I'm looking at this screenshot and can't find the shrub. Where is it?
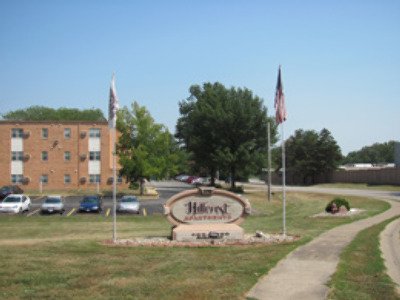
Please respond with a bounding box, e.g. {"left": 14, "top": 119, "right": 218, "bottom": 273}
{"left": 129, "top": 181, "right": 139, "bottom": 190}
{"left": 229, "top": 185, "right": 244, "bottom": 194}
{"left": 325, "top": 197, "right": 351, "bottom": 213}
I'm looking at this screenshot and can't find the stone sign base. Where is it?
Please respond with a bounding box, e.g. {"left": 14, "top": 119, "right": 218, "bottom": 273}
{"left": 172, "top": 224, "right": 244, "bottom": 242}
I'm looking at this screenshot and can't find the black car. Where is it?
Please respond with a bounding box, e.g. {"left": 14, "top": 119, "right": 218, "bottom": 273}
{"left": 0, "top": 185, "right": 23, "bottom": 201}
{"left": 79, "top": 195, "right": 103, "bottom": 213}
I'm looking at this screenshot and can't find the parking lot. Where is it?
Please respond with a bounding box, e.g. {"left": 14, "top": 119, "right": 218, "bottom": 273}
{"left": 10, "top": 196, "right": 164, "bottom": 217}
{"left": 0, "top": 181, "right": 192, "bottom": 218}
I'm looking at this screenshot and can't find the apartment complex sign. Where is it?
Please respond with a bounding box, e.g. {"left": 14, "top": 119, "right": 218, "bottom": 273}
{"left": 164, "top": 187, "right": 251, "bottom": 241}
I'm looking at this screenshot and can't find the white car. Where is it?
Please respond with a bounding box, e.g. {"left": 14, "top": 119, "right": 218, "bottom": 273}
{"left": 0, "top": 194, "right": 31, "bottom": 213}
{"left": 191, "top": 177, "right": 211, "bottom": 186}
{"left": 117, "top": 195, "right": 140, "bottom": 214}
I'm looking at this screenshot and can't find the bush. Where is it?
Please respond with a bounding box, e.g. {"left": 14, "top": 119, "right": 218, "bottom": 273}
{"left": 129, "top": 182, "right": 139, "bottom": 190}
{"left": 325, "top": 197, "right": 351, "bottom": 213}
{"left": 229, "top": 185, "right": 244, "bottom": 194}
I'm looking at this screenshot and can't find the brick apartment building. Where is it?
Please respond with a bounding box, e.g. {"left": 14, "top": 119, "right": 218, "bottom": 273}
{"left": 0, "top": 121, "right": 128, "bottom": 191}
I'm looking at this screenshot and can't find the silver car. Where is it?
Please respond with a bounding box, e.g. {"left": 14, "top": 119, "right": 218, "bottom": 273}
{"left": 41, "top": 195, "right": 65, "bottom": 214}
{"left": 117, "top": 196, "right": 140, "bottom": 214}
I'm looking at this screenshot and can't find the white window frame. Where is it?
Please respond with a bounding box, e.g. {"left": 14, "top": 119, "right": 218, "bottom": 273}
{"left": 12, "top": 151, "right": 24, "bottom": 161}
{"left": 41, "top": 128, "right": 48, "bottom": 139}
{"left": 11, "top": 174, "right": 23, "bottom": 184}
{"left": 11, "top": 128, "right": 23, "bottom": 138}
{"left": 42, "top": 151, "right": 48, "bottom": 161}
{"left": 64, "top": 174, "right": 71, "bottom": 184}
{"left": 89, "top": 128, "right": 101, "bottom": 138}
{"left": 89, "top": 174, "right": 101, "bottom": 183}
{"left": 64, "top": 151, "right": 71, "bottom": 161}
{"left": 89, "top": 151, "right": 101, "bottom": 161}
{"left": 64, "top": 128, "right": 71, "bottom": 139}
{"left": 40, "top": 174, "right": 48, "bottom": 184}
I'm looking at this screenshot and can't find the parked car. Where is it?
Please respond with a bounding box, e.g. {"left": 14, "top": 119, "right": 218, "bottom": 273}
{"left": 191, "top": 177, "right": 211, "bottom": 186}
{"left": 117, "top": 195, "right": 140, "bottom": 214}
{"left": 186, "top": 176, "right": 199, "bottom": 184}
{"left": 79, "top": 195, "right": 102, "bottom": 213}
{"left": 0, "top": 185, "right": 23, "bottom": 201}
{"left": 175, "top": 174, "right": 189, "bottom": 182}
{"left": 0, "top": 194, "right": 31, "bottom": 213}
{"left": 41, "top": 195, "right": 65, "bottom": 214}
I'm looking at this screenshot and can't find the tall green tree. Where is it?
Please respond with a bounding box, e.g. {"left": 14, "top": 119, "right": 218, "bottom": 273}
{"left": 274, "top": 128, "right": 342, "bottom": 184}
{"left": 342, "top": 141, "right": 396, "bottom": 164}
{"left": 2, "top": 105, "right": 106, "bottom": 121}
{"left": 176, "top": 82, "right": 277, "bottom": 188}
{"left": 117, "top": 102, "right": 187, "bottom": 194}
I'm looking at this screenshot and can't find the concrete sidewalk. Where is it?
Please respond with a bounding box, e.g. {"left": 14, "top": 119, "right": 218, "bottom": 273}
{"left": 246, "top": 197, "right": 400, "bottom": 300}
{"left": 380, "top": 217, "right": 400, "bottom": 294}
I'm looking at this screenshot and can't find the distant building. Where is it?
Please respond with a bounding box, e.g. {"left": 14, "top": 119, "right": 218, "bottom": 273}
{"left": 339, "top": 163, "right": 395, "bottom": 170}
{"left": 0, "top": 121, "right": 128, "bottom": 191}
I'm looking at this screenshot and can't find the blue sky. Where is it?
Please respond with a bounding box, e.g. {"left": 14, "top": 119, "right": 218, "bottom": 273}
{"left": 1, "top": 0, "right": 399, "bottom": 154}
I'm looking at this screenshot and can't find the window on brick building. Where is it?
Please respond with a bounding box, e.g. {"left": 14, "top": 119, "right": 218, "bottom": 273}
{"left": 42, "top": 128, "right": 48, "bottom": 139}
{"left": 40, "top": 175, "right": 48, "bottom": 184}
{"left": 64, "top": 151, "right": 71, "bottom": 161}
{"left": 11, "top": 151, "right": 24, "bottom": 161}
{"left": 64, "top": 128, "right": 71, "bottom": 139}
{"left": 42, "top": 151, "right": 48, "bottom": 161}
{"left": 89, "top": 151, "right": 101, "bottom": 160}
{"left": 11, "top": 174, "right": 23, "bottom": 184}
{"left": 89, "top": 174, "right": 101, "bottom": 183}
{"left": 64, "top": 174, "right": 71, "bottom": 184}
{"left": 89, "top": 128, "right": 101, "bottom": 138}
{"left": 11, "top": 129, "right": 23, "bottom": 138}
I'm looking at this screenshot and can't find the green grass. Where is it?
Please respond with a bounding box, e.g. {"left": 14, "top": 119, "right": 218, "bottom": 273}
{"left": 313, "top": 183, "right": 400, "bottom": 192}
{"left": 0, "top": 191, "right": 391, "bottom": 299}
{"left": 328, "top": 217, "right": 400, "bottom": 300}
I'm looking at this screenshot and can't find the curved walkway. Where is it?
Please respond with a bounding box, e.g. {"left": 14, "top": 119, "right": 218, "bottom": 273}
{"left": 380, "top": 217, "right": 400, "bottom": 295}
{"left": 246, "top": 186, "right": 400, "bottom": 300}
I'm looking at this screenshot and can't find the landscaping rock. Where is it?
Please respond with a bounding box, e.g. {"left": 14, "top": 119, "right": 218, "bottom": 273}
{"left": 103, "top": 232, "right": 298, "bottom": 248}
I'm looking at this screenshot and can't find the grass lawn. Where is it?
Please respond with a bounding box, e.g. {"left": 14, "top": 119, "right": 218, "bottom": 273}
{"left": 313, "top": 183, "right": 400, "bottom": 192}
{"left": 328, "top": 217, "right": 400, "bottom": 300}
{"left": 0, "top": 191, "right": 390, "bottom": 299}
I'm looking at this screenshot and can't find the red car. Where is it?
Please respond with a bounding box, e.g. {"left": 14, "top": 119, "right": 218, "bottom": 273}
{"left": 186, "top": 176, "right": 199, "bottom": 184}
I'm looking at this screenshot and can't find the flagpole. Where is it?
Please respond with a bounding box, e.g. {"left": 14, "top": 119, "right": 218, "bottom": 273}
{"left": 281, "top": 122, "right": 286, "bottom": 237}
{"left": 109, "top": 72, "right": 119, "bottom": 244}
{"left": 274, "top": 65, "right": 287, "bottom": 237}
{"left": 267, "top": 122, "right": 271, "bottom": 202}
{"left": 112, "top": 126, "right": 117, "bottom": 242}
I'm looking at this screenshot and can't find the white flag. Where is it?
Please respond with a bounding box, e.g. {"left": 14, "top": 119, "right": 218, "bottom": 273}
{"left": 108, "top": 74, "right": 119, "bottom": 128}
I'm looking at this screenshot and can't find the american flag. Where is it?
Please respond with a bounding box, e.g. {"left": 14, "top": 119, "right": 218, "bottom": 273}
{"left": 274, "top": 66, "right": 287, "bottom": 124}
{"left": 108, "top": 74, "right": 119, "bottom": 128}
